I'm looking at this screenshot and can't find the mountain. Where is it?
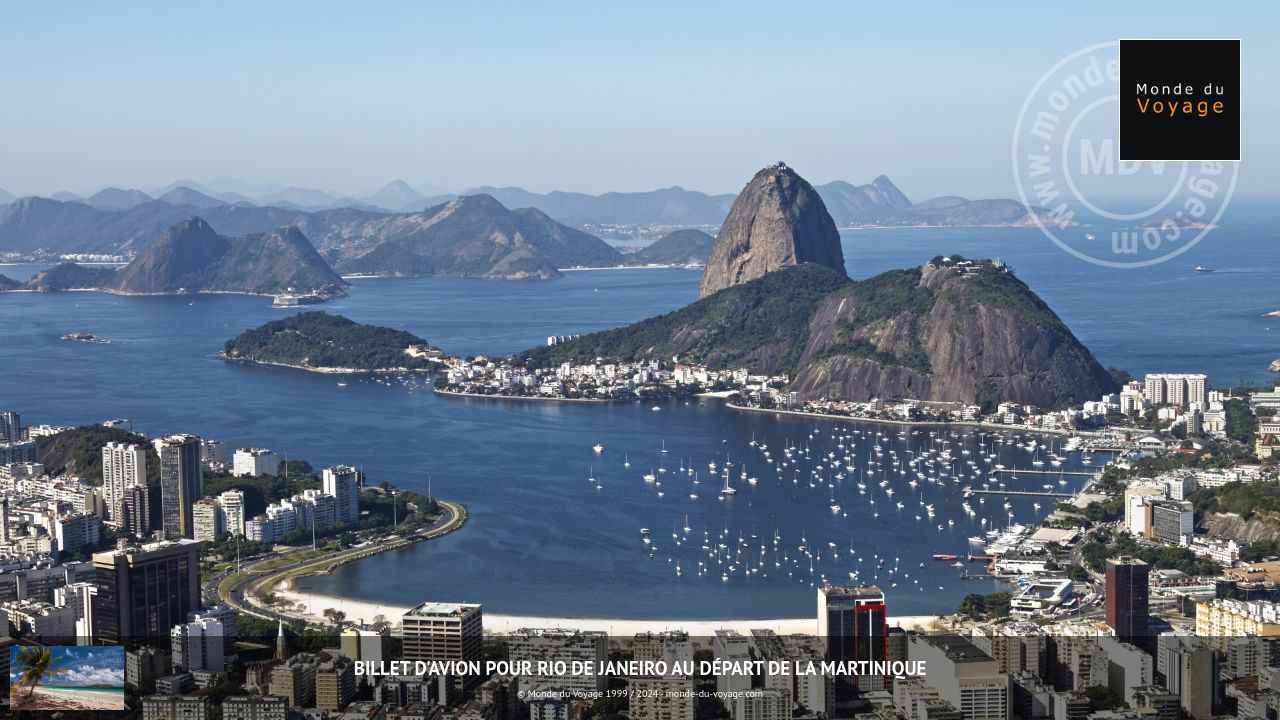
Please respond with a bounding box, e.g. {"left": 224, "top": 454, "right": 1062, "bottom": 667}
{"left": 112, "top": 218, "right": 346, "bottom": 295}
{"left": 255, "top": 186, "right": 342, "bottom": 209}
{"left": 0, "top": 188, "right": 14, "bottom": 204}
{"left": 625, "top": 229, "right": 716, "bottom": 266}
{"left": 24, "top": 262, "right": 119, "bottom": 291}
{"left": 457, "top": 186, "right": 736, "bottom": 226}
{"left": 318, "top": 195, "right": 622, "bottom": 279}
{"left": 335, "top": 241, "right": 435, "bottom": 277}
{"left": 158, "top": 187, "right": 228, "bottom": 209}
{"left": 514, "top": 164, "right": 1115, "bottom": 410}
{"left": 0, "top": 273, "right": 22, "bottom": 291}
{"left": 84, "top": 187, "right": 154, "bottom": 211}
{"left": 786, "top": 258, "right": 1117, "bottom": 408}
{"left": 813, "top": 176, "right": 1060, "bottom": 227}
{"left": 699, "top": 163, "right": 845, "bottom": 298}
{"left": 362, "top": 180, "right": 426, "bottom": 212}
{"left": 813, "top": 176, "right": 912, "bottom": 223}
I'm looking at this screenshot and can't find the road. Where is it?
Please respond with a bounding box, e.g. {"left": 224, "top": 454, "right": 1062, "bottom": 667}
{"left": 209, "top": 499, "right": 466, "bottom": 623}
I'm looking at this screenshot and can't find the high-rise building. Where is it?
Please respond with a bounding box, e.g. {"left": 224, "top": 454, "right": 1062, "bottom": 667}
{"left": 0, "top": 410, "right": 21, "bottom": 442}
{"left": 907, "top": 634, "right": 1009, "bottom": 720}
{"left": 1151, "top": 501, "right": 1194, "bottom": 545}
{"left": 218, "top": 490, "right": 246, "bottom": 537}
{"left": 1106, "top": 557, "right": 1150, "bottom": 642}
{"left": 102, "top": 441, "right": 146, "bottom": 525}
{"left": 120, "top": 485, "right": 152, "bottom": 537}
{"left": 192, "top": 498, "right": 223, "bottom": 542}
{"left": 401, "top": 601, "right": 483, "bottom": 664}
{"left": 315, "top": 654, "right": 356, "bottom": 711}
{"left": 1142, "top": 373, "right": 1208, "bottom": 408}
{"left": 172, "top": 617, "right": 226, "bottom": 672}
{"left": 269, "top": 652, "right": 320, "bottom": 708}
{"left": 157, "top": 435, "right": 202, "bottom": 539}
{"left": 322, "top": 465, "right": 360, "bottom": 525}
{"left": 817, "top": 584, "right": 886, "bottom": 693}
{"left": 91, "top": 540, "right": 202, "bottom": 643}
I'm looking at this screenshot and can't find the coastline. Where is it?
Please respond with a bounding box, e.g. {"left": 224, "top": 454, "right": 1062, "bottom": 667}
{"left": 220, "top": 353, "right": 436, "bottom": 375}
{"left": 725, "top": 401, "right": 1089, "bottom": 438}
{"left": 432, "top": 386, "right": 614, "bottom": 403}
{"left": 275, "top": 588, "right": 941, "bottom": 635}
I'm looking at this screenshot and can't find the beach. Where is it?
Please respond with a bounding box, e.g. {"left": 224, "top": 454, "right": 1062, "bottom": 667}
{"left": 10, "top": 686, "right": 125, "bottom": 711}
{"left": 277, "top": 587, "right": 943, "bottom": 635}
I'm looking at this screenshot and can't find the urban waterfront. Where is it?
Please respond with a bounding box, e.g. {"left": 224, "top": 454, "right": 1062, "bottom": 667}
{"left": 1, "top": 218, "right": 1277, "bottom": 619}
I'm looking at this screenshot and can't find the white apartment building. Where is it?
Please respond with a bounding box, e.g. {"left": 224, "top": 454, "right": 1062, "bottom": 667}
{"left": 322, "top": 465, "right": 360, "bottom": 525}
{"left": 1143, "top": 373, "right": 1207, "bottom": 408}
{"left": 102, "top": 441, "right": 146, "bottom": 525}
{"left": 218, "top": 489, "right": 245, "bottom": 537}
{"left": 232, "top": 448, "right": 277, "bottom": 477}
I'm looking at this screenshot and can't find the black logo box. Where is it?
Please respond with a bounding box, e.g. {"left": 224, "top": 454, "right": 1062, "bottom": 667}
{"left": 1119, "top": 39, "right": 1240, "bottom": 161}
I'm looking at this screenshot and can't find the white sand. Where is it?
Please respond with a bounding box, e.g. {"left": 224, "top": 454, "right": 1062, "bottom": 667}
{"left": 276, "top": 588, "right": 942, "bottom": 634}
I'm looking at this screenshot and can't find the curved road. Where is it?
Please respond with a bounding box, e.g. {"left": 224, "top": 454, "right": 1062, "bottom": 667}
{"left": 213, "top": 499, "right": 466, "bottom": 623}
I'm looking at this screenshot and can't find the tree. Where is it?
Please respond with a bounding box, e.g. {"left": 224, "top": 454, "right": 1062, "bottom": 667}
{"left": 323, "top": 607, "right": 348, "bottom": 627}
{"left": 12, "top": 646, "right": 70, "bottom": 701}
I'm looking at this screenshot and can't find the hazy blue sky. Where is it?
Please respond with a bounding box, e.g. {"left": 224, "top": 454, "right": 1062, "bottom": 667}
{"left": 2, "top": 2, "right": 1274, "bottom": 199}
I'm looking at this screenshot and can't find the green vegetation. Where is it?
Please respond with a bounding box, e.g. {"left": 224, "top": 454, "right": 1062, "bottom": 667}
{"left": 223, "top": 311, "right": 438, "bottom": 371}
{"left": 513, "top": 263, "right": 852, "bottom": 373}
{"left": 204, "top": 471, "right": 319, "bottom": 518}
{"left": 11, "top": 646, "right": 71, "bottom": 700}
{"left": 1241, "top": 539, "right": 1280, "bottom": 562}
{"left": 813, "top": 268, "right": 934, "bottom": 374}
{"left": 23, "top": 262, "right": 118, "bottom": 291}
{"left": 1191, "top": 481, "right": 1280, "bottom": 521}
{"left": 0, "top": 273, "right": 21, "bottom": 291}
{"left": 1080, "top": 532, "right": 1221, "bottom": 575}
{"left": 956, "top": 592, "right": 1011, "bottom": 620}
{"left": 1225, "top": 398, "right": 1259, "bottom": 445}
{"left": 35, "top": 425, "right": 159, "bottom": 483}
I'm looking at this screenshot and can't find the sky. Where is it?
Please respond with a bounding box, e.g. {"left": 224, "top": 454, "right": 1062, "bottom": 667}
{"left": 1, "top": 1, "right": 1276, "bottom": 199}
{"left": 8, "top": 646, "right": 125, "bottom": 688}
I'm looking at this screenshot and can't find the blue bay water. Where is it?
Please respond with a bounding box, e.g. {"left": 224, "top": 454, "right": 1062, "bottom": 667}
{"left": 0, "top": 207, "right": 1276, "bottom": 619}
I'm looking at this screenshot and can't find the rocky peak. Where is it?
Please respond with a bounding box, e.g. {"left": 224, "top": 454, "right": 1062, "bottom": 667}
{"left": 698, "top": 163, "right": 845, "bottom": 298}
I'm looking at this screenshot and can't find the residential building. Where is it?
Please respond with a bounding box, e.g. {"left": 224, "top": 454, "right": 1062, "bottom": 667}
{"left": 192, "top": 498, "right": 223, "bottom": 542}
{"left": 142, "top": 694, "right": 209, "bottom": 720}
{"left": 218, "top": 489, "right": 246, "bottom": 537}
{"left": 269, "top": 652, "right": 320, "bottom": 708}
{"left": 1151, "top": 501, "right": 1194, "bottom": 545}
{"left": 507, "top": 628, "right": 608, "bottom": 694}
{"left": 315, "top": 653, "right": 357, "bottom": 711}
{"left": 172, "top": 617, "right": 225, "bottom": 672}
{"left": 233, "top": 448, "right": 278, "bottom": 478}
{"left": 323, "top": 465, "right": 360, "bottom": 525}
{"left": 907, "top": 634, "right": 1009, "bottom": 720}
{"left": 222, "top": 695, "right": 288, "bottom": 720}
{"left": 102, "top": 441, "right": 146, "bottom": 525}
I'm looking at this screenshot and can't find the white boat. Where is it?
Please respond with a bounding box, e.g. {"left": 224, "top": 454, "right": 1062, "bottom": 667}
{"left": 593, "top": 443, "right": 603, "bottom": 454}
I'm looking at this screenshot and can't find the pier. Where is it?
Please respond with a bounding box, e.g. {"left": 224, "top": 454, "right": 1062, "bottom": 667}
{"left": 993, "top": 468, "right": 1098, "bottom": 477}
{"left": 966, "top": 488, "right": 1074, "bottom": 499}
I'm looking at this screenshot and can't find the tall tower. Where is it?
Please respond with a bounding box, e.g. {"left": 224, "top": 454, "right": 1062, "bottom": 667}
{"left": 102, "top": 441, "right": 146, "bottom": 525}
{"left": 818, "top": 584, "right": 887, "bottom": 696}
{"left": 156, "top": 434, "right": 202, "bottom": 539}
{"left": 1106, "top": 556, "right": 1150, "bottom": 643}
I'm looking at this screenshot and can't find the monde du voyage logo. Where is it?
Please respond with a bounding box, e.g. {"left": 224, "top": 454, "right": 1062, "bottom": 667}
{"left": 1013, "top": 40, "right": 1241, "bottom": 268}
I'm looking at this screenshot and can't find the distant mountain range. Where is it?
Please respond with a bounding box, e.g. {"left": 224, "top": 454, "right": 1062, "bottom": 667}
{"left": 623, "top": 229, "right": 715, "bottom": 266}
{"left": 0, "top": 174, "right": 1055, "bottom": 233}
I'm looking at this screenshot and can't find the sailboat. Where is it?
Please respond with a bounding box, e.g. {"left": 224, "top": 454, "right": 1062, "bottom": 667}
{"left": 624, "top": 454, "right": 630, "bottom": 469}
{"left": 720, "top": 469, "right": 737, "bottom": 496}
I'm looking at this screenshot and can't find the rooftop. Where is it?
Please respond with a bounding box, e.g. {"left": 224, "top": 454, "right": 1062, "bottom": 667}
{"left": 404, "top": 601, "right": 481, "bottom": 617}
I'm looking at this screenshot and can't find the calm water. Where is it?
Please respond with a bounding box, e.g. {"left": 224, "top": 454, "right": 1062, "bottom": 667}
{"left": 1, "top": 206, "right": 1277, "bottom": 619}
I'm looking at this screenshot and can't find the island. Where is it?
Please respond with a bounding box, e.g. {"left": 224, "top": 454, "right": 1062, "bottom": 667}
{"left": 221, "top": 311, "right": 442, "bottom": 373}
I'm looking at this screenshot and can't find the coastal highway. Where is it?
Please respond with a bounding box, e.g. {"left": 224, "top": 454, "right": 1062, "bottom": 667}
{"left": 211, "top": 499, "right": 467, "bottom": 623}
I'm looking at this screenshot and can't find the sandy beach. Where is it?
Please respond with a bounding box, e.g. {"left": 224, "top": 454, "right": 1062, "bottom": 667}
{"left": 277, "top": 587, "right": 943, "bottom": 635}
{"left": 10, "top": 686, "right": 125, "bottom": 711}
